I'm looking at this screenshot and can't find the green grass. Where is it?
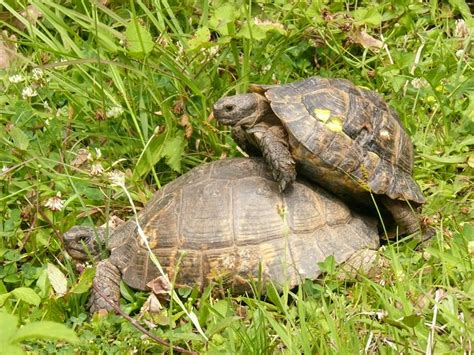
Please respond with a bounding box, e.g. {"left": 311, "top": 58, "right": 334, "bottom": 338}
{"left": 0, "top": 0, "right": 472, "bottom": 353}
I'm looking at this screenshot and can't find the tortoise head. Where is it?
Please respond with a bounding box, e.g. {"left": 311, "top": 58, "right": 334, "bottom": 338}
{"left": 213, "top": 93, "right": 271, "bottom": 127}
{"left": 63, "top": 226, "right": 106, "bottom": 261}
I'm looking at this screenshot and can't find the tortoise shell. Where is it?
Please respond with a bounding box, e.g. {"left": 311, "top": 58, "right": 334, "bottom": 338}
{"left": 252, "top": 77, "right": 425, "bottom": 204}
{"left": 106, "top": 158, "right": 379, "bottom": 293}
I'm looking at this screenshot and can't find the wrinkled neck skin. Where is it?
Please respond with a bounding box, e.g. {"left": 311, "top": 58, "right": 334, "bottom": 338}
{"left": 236, "top": 94, "right": 273, "bottom": 129}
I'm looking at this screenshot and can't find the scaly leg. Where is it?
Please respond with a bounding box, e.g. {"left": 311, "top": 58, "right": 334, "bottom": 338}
{"left": 89, "top": 259, "right": 121, "bottom": 313}
{"left": 381, "top": 197, "right": 421, "bottom": 236}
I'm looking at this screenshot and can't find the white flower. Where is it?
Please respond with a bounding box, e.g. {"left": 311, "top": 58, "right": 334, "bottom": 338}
{"left": 376, "top": 310, "right": 388, "bottom": 320}
{"left": 9, "top": 74, "right": 25, "bottom": 83}
{"left": 1, "top": 166, "right": 8, "bottom": 173}
{"left": 106, "top": 106, "right": 124, "bottom": 118}
{"left": 22, "top": 86, "right": 38, "bottom": 99}
{"left": 108, "top": 170, "right": 125, "bottom": 187}
{"left": 206, "top": 46, "right": 219, "bottom": 56}
{"left": 90, "top": 162, "right": 104, "bottom": 176}
{"left": 56, "top": 106, "right": 68, "bottom": 117}
{"left": 411, "top": 78, "right": 428, "bottom": 89}
{"left": 32, "top": 68, "right": 44, "bottom": 80}
{"left": 253, "top": 17, "right": 285, "bottom": 31}
{"left": 455, "top": 49, "right": 465, "bottom": 58}
{"left": 176, "top": 41, "right": 184, "bottom": 56}
{"left": 454, "top": 19, "right": 469, "bottom": 39}
{"left": 44, "top": 192, "right": 64, "bottom": 211}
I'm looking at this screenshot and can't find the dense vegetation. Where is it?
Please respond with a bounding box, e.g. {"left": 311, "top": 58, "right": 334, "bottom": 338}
{"left": 0, "top": 0, "right": 472, "bottom": 353}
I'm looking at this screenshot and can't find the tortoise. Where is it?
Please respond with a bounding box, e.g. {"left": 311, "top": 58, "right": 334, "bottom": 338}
{"left": 213, "top": 76, "right": 426, "bottom": 235}
{"left": 64, "top": 158, "right": 379, "bottom": 313}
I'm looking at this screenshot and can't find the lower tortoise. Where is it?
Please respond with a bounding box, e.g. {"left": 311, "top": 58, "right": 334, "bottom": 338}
{"left": 213, "top": 76, "right": 426, "bottom": 236}
{"left": 64, "top": 158, "right": 379, "bottom": 313}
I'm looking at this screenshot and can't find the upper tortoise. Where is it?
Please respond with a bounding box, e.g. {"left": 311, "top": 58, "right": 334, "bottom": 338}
{"left": 213, "top": 76, "right": 426, "bottom": 235}
{"left": 64, "top": 158, "right": 379, "bottom": 313}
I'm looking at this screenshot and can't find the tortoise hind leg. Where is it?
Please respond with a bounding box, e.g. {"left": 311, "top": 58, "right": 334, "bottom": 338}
{"left": 89, "top": 259, "right": 121, "bottom": 314}
{"left": 381, "top": 197, "right": 421, "bottom": 236}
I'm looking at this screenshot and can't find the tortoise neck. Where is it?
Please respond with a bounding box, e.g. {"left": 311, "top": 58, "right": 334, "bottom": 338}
{"left": 236, "top": 94, "right": 271, "bottom": 128}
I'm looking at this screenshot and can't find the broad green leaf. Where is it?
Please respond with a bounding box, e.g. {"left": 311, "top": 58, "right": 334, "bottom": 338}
{"left": 13, "top": 321, "right": 78, "bottom": 344}
{"left": 69, "top": 267, "right": 95, "bottom": 294}
{"left": 120, "top": 281, "right": 135, "bottom": 303}
{"left": 0, "top": 280, "right": 9, "bottom": 294}
{"left": 458, "top": 136, "right": 474, "bottom": 147}
{"left": 266, "top": 282, "right": 286, "bottom": 314}
{"left": 162, "top": 135, "right": 186, "bottom": 173}
{"left": 133, "top": 132, "right": 166, "bottom": 179}
{"left": 211, "top": 299, "right": 230, "bottom": 317}
{"left": 238, "top": 23, "right": 269, "bottom": 41}
{"left": 318, "top": 255, "right": 336, "bottom": 274}
{"left": 353, "top": 8, "right": 383, "bottom": 26}
{"left": 401, "top": 314, "right": 422, "bottom": 328}
{"left": 36, "top": 267, "right": 50, "bottom": 298}
{"left": 203, "top": 316, "right": 240, "bottom": 337}
{"left": 463, "top": 223, "right": 474, "bottom": 240}
{"left": 47, "top": 263, "right": 67, "bottom": 297}
{"left": 0, "top": 293, "right": 11, "bottom": 307}
{"left": 209, "top": 3, "right": 236, "bottom": 34}
{"left": 9, "top": 127, "right": 29, "bottom": 151}
{"left": 188, "top": 26, "right": 210, "bottom": 50}
{"left": 125, "top": 20, "right": 154, "bottom": 57}
{"left": 0, "top": 312, "right": 18, "bottom": 343}
{"left": 11, "top": 287, "right": 41, "bottom": 306}
{"left": 238, "top": 19, "right": 286, "bottom": 41}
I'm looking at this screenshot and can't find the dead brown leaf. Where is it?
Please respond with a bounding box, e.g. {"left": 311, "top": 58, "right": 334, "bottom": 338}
{"left": 146, "top": 275, "right": 171, "bottom": 296}
{"left": 352, "top": 30, "right": 383, "bottom": 50}
{"left": 71, "top": 148, "right": 91, "bottom": 167}
{"left": 139, "top": 293, "right": 163, "bottom": 314}
{"left": 0, "top": 31, "right": 18, "bottom": 69}
{"left": 179, "top": 114, "right": 193, "bottom": 139}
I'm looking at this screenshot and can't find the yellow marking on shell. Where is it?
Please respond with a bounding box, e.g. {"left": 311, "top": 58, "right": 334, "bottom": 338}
{"left": 313, "top": 108, "right": 343, "bottom": 133}
{"left": 325, "top": 116, "right": 343, "bottom": 133}
{"left": 314, "top": 108, "right": 331, "bottom": 123}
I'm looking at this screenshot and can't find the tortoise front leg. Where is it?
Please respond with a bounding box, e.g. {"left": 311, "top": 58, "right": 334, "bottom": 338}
{"left": 231, "top": 126, "right": 261, "bottom": 156}
{"left": 89, "top": 259, "right": 121, "bottom": 313}
{"left": 249, "top": 123, "right": 296, "bottom": 191}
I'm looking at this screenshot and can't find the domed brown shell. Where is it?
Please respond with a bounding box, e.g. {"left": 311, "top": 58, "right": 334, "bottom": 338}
{"left": 106, "top": 158, "right": 379, "bottom": 293}
{"left": 252, "top": 77, "right": 425, "bottom": 204}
